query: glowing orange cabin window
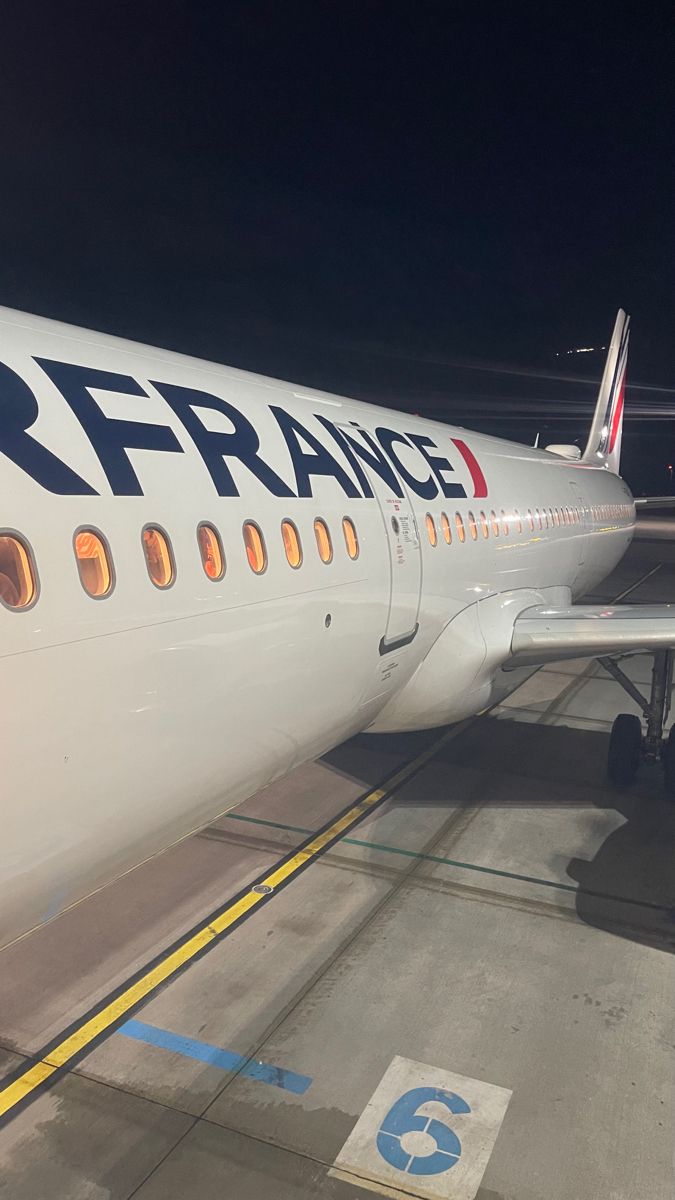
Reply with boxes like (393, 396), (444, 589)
(314, 518), (333, 563)
(197, 523), (225, 581)
(243, 521), (267, 573)
(425, 513), (438, 546)
(142, 526), (174, 588)
(342, 517), (359, 559)
(0, 533), (37, 609)
(527, 509), (534, 531)
(281, 519), (302, 568)
(515, 510), (522, 534)
(440, 512), (452, 544)
(467, 511), (478, 540)
(501, 510), (509, 536)
(74, 529), (113, 597)
(479, 511), (489, 538)
(455, 512), (466, 543)
(490, 510), (500, 536)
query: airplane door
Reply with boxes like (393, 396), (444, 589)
(341, 425), (422, 654)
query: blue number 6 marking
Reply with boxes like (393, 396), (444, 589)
(376, 1086), (471, 1177)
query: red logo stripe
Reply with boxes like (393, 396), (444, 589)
(608, 375), (625, 453)
(451, 437), (488, 498)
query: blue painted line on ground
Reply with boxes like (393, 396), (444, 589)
(119, 1019), (312, 1094)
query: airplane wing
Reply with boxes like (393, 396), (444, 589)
(509, 604), (675, 666)
(634, 496), (675, 509)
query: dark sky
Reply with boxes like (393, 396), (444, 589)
(0, 4), (672, 492)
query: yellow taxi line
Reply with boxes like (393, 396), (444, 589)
(0, 723), (462, 1122)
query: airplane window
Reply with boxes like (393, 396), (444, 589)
(535, 508), (542, 530)
(281, 519), (303, 568)
(314, 518), (333, 563)
(455, 512), (466, 543)
(243, 521), (267, 573)
(501, 510), (509, 536)
(142, 526), (175, 588)
(467, 511), (478, 540)
(425, 513), (438, 546)
(515, 510), (522, 534)
(479, 511), (489, 538)
(490, 510), (500, 536)
(552, 509), (558, 527)
(0, 533), (38, 609)
(74, 529), (113, 597)
(197, 523), (225, 581)
(527, 509), (534, 531)
(342, 517), (359, 559)
(440, 512), (452, 544)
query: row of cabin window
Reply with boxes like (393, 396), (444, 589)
(424, 501), (631, 546)
(0, 516), (360, 610)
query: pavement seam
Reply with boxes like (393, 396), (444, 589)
(197, 792), (489, 1121)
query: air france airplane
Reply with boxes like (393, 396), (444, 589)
(1, 307), (672, 950)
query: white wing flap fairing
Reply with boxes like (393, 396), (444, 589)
(510, 604), (675, 666)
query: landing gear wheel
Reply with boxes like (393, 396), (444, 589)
(662, 727), (675, 800)
(607, 713), (642, 787)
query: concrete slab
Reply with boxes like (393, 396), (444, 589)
(0, 1048), (26, 1085)
(205, 882), (675, 1200)
(131, 1118), (374, 1199)
(0, 825), (283, 1056)
(216, 731), (439, 821)
(498, 673), (645, 729)
(0, 1071), (192, 1199)
(79, 758), (471, 1115)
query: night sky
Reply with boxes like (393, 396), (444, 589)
(1, 5), (672, 493)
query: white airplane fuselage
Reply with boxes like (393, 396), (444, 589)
(0, 309), (635, 948)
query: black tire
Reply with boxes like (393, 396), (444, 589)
(607, 713), (642, 787)
(663, 727), (675, 799)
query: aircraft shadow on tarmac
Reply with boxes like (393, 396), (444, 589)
(321, 718), (675, 954)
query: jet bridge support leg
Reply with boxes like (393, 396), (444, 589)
(599, 649), (675, 795)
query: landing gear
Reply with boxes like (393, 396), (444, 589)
(607, 713), (642, 787)
(599, 649), (675, 796)
(663, 727), (675, 798)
